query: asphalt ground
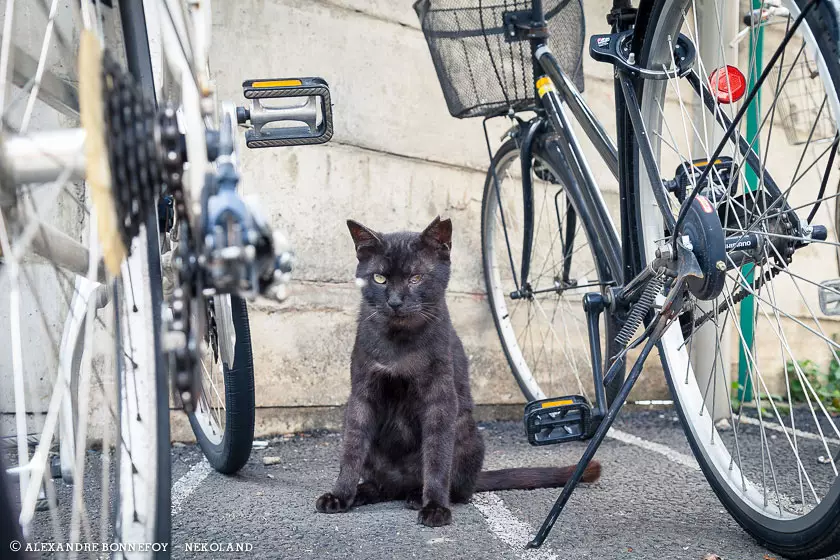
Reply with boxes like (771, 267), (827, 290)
(6, 408), (840, 559)
(163, 409), (840, 560)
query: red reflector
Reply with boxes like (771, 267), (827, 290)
(709, 65), (747, 104)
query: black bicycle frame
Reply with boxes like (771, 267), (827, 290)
(512, 3), (629, 297)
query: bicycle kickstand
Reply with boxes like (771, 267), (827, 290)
(527, 263), (692, 548)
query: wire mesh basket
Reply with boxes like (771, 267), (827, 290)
(777, 56), (837, 145)
(414, 0), (585, 119)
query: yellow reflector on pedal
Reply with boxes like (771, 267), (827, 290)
(541, 399), (574, 408)
(252, 79), (302, 88)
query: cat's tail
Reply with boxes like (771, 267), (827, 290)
(474, 461), (601, 492)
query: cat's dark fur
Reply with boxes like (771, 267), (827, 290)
(315, 217), (600, 527)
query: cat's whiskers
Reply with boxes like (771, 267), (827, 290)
(413, 307), (441, 324)
(418, 303), (441, 322)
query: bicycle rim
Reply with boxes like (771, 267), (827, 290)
(636, 0), (840, 555)
(191, 296), (230, 447)
(482, 139), (616, 403)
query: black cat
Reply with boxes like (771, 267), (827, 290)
(315, 216), (600, 527)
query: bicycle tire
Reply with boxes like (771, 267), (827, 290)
(634, 1), (840, 557)
(188, 295), (255, 474)
(0, 453), (24, 558)
(119, 1), (171, 552)
(481, 137), (623, 404)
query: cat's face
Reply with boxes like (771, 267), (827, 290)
(347, 217), (452, 327)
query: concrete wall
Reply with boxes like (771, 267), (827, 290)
(168, 0), (675, 439)
(3, 0), (836, 443)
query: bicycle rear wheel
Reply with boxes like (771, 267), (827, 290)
(0, 0), (168, 552)
(481, 137), (622, 404)
(635, 1), (840, 557)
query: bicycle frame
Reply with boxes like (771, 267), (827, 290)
(505, 6), (636, 308)
(513, 0), (818, 349)
(494, 6), (677, 545)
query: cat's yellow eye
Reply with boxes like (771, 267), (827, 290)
(409, 274), (422, 284)
(373, 274), (387, 284)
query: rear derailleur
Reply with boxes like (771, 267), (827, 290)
(159, 78), (333, 412)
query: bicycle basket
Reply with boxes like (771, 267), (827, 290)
(776, 56), (837, 145)
(414, 0), (585, 119)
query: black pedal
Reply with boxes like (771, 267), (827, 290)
(670, 156), (739, 203)
(524, 396), (593, 446)
(239, 77), (333, 148)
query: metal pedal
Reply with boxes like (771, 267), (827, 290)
(237, 77), (333, 148)
(819, 279), (840, 315)
(669, 156), (739, 203)
(524, 396), (593, 446)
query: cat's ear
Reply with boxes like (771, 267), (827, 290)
(347, 219), (382, 259)
(420, 216), (452, 252)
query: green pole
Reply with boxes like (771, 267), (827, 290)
(737, 0), (763, 403)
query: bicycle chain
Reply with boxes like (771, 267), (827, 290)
(158, 103), (184, 203)
(686, 257), (784, 334)
(160, 111), (201, 414)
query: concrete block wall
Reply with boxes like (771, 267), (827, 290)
(170, 0), (672, 439)
(2, 1), (834, 443)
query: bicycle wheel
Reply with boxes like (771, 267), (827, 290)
(635, 1), (840, 557)
(0, 0), (170, 552)
(481, 137), (621, 404)
(187, 294), (255, 474)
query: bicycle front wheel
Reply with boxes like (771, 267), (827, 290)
(635, 0), (840, 557)
(481, 137), (622, 404)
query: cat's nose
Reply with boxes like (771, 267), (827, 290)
(387, 296), (403, 310)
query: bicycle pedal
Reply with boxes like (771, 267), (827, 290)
(238, 77), (333, 148)
(819, 279), (840, 316)
(670, 156), (739, 203)
(524, 396), (593, 446)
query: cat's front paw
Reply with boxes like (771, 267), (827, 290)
(316, 492), (349, 514)
(417, 502), (452, 527)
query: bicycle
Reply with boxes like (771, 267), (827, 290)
(0, 0), (331, 555)
(416, 0), (840, 558)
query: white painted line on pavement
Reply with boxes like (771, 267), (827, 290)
(171, 459), (212, 516)
(471, 492), (559, 560)
(472, 427), (700, 557)
(738, 416), (840, 445)
(607, 428), (700, 471)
